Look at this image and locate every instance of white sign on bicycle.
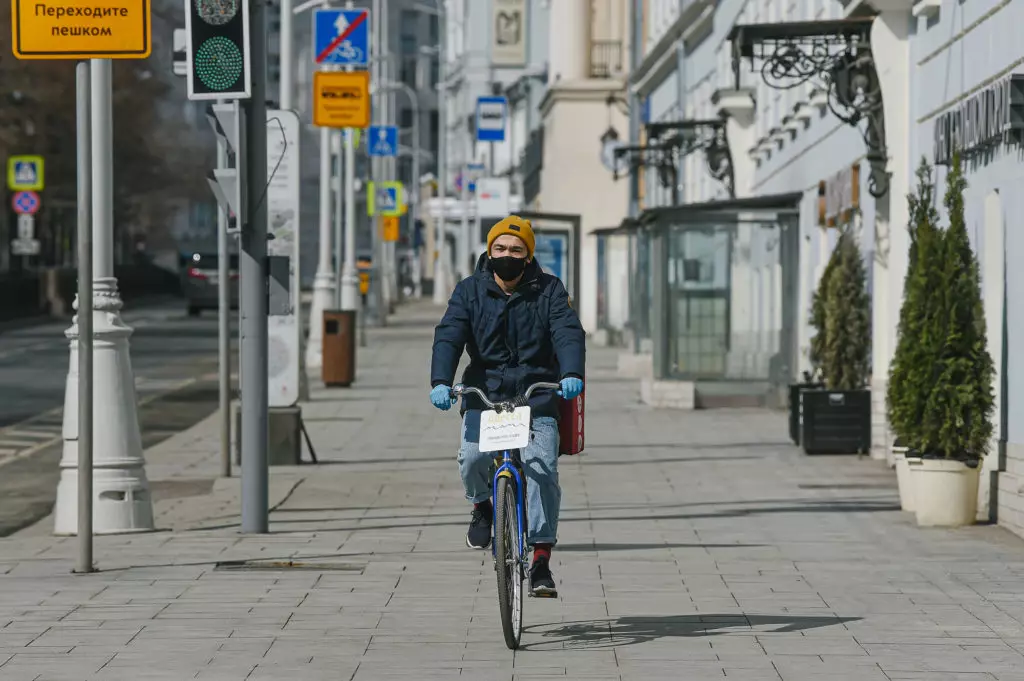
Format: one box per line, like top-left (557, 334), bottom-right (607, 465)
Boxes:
top-left (479, 407), bottom-right (532, 452)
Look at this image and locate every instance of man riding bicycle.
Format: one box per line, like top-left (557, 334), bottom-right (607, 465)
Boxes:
top-left (430, 215), bottom-right (586, 597)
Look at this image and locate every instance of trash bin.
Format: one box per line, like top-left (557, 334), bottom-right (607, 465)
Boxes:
top-left (322, 309), bottom-right (356, 387)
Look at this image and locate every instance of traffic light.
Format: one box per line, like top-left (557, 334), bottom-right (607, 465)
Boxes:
top-left (185, 0), bottom-right (252, 101)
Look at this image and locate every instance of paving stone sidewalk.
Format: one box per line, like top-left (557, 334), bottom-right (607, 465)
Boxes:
top-left (4, 301), bottom-right (1024, 680)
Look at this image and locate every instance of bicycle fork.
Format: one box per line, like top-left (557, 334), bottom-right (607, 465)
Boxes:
top-left (492, 452), bottom-right (529, 577)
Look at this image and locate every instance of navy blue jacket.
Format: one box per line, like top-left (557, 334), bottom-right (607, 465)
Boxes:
top-left (430, 255), bottom-right (586, 419)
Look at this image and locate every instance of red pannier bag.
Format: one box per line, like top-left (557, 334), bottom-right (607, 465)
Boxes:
top-left (558, 389), bottom-right (585, 456)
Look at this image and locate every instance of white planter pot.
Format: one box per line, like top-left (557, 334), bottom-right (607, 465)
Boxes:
top-left (892, 446), bottom-right (918, 512)
top-left (910, 458), bottom-right (981, 527)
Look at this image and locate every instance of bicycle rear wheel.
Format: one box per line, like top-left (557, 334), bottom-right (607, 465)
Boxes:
top-left (494, 475), bottom-right (524, 649)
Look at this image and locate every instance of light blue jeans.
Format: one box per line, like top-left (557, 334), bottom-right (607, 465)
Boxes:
top-left (458, 411), bottom-right (561, 546)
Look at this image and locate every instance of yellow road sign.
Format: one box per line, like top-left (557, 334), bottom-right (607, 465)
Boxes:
top-left (359, 271), bottom-right (369, 295)
top-left (366, 181), bottom-right (403, 217)
top-left (313, 71), bottom-right (370, 129)
top-left (382, 216), bottom-right (399, 242)
top-left (7, 155), bottom-right (45, 191)
top-left (10, 0), bottom-right (152, 60)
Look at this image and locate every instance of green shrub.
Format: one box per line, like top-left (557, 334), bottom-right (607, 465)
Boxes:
top-left (822, 229), bottom-right (871, 390)
top-left (887, 158), bottom-right (942, 446)
top-left (808, 241), bottom-right (840, 381)
top-left (918, 152), bottom-right (995, 460)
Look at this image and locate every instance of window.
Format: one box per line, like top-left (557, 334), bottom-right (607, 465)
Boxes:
top-left (401, 56), bottom-right (418, 87)
top-left (400, 10), bottom-right (419, 54)
top-left (401, 108), bottom-right (414, 131)
top-left (430, 111), bottom-right (439, 150)
top-left (428, 14), bottom-right (439, 44)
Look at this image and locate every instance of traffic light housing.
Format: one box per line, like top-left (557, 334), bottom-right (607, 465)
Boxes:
top-left (185, 0), bottom-right (252, 101)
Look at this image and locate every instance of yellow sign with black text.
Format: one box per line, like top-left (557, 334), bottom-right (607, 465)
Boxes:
top-left (10, 0), bottom-right (151, 59)
top-left (313, 71), bottom-right (370, 129)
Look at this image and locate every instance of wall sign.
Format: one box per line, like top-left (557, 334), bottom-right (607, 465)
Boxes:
top-left (491, 0), bottom-right (527, 67)
top-left (933, 74), bottom-right (1024, 166)
top-left (817, 163), bottom-right (860, 228)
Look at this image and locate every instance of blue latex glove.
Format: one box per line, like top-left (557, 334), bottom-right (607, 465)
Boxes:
top-left (558, 377), bottom-right (584, 400)
top-left (430, 384), bottom-right (455, 411)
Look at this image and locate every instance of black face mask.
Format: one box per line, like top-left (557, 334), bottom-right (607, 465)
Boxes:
top-left (490, 256), bottom-right (528, 282)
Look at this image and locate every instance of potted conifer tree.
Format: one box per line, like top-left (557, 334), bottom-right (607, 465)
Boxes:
top-left (790, 247), bottom-right (838, 444)
top-left (801, 228), bottom-right (872, 454)
top-left (908, 152), bottom-right (995, 527)
top-left (887, 159), bottom-right (940, 512)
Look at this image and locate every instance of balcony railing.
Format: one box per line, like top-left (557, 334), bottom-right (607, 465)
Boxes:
top-left (590, 40), bottom-right (623, 79)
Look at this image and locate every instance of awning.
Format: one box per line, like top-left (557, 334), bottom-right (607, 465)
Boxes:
top-left (638, 192), bottom-right (803, 228)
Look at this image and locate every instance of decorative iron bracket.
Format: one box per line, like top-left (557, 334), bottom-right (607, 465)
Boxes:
top-left (646, 119), bottom-right (735, 197)
top-left (728, 18), bottom-right (889, 198)
top-left (612, 142), bottom-right (679, 193)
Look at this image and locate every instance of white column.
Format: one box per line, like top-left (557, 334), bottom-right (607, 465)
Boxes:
top-left (548, 0), bottom-right (590, 83)
top-left (306, 127), bottom-right (336, 369)
top-left (340, 112), bottom-right (360, 310)
top-left (870, 12), bottom-right (911, 463)
top-left (54, 59), bottom-right (153, 535)
top-left (279, 0), bottom-right (294, 111)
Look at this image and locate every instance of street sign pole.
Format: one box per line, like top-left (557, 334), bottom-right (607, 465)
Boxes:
top-left (340, 0), bottom-right (361, 314)
top-left (432, 8), bottom-right (449, 305)
top-left (240, 0), bottom-right (270, 534)
top-left (216, 99), bottom-right (231, 479)
top-left (74, 61), bottom-right (93, 575)
top-left (459, 162), bottom-right (470, 278)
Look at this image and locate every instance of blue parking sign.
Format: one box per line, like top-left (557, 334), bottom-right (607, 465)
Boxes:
top-left (313, 8), bottom-right (370, 66)
top-left (368, 126), bottom-right (398, 157)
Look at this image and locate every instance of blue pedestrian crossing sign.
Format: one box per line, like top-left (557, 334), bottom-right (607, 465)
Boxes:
top-left (368, 126), bottom-right (398, 157)
top-left (7, 155), bottom-right (44, 191)
top-left (367, 181), bottom-right (403, 217)
top-left (313, 8), bottom-right (370, 66)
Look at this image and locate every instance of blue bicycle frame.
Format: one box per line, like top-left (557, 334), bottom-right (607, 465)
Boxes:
top-left (450, 381), bottom-right (561, 564)
top-left (491, 450), bottom-right (527, 561)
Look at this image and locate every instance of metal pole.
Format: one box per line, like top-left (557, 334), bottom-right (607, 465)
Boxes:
top-left (280, 0), bottom-right (294, 110)
top-left (410, 86), bottom-right (421, 298)
top-left (432, 10), bottom-right (449, 303)
top-left (75, 61), bottom-right (93, 574)
top-left (372, 0), bottom-right (386, 324)
top-left (459, 160), bottom-right (469, 277)
top-left (340, 39), bottom-right (359, 311)
top-left (90, 60), bottom-right (113, 280)
top-left (217, 102), bottom-right (231, 479)
top-left (241, 0), bottom-right (270, 534)
top-left (333, 128), bottom-right (344, 308)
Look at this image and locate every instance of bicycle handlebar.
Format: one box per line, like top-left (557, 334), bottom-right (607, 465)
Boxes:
top-left (451, 382), bottom-right (561, 410)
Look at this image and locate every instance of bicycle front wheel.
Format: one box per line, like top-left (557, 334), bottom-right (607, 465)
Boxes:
top-left (494, 475), bottom-right (524, 649)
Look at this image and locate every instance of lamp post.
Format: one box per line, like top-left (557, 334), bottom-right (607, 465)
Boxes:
top-left (296, 0), bottom-right (334, 370)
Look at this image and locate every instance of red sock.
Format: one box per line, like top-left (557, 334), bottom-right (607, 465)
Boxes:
top-left (533, 544), bottom-right (552, 562)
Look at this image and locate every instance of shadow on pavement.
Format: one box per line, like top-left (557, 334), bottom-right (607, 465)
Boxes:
top-left (183, 497), bottom-right (900, 533)
top-left (523, 614), bottom-right (861, 650)
top-left (553, 542), bottom-right (768, 551)
top-left (577, 455), bottom-right (765, 466)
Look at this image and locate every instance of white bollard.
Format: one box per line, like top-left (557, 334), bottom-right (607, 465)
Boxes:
top-left (54, 282), bottom-right (154, 535)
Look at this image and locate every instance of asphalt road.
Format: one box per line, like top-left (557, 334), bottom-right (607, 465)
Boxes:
top-left (0, 300), bottom-right (238, 536)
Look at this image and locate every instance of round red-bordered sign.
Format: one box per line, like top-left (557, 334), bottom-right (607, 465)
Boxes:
top-left (11, 190), bottom-right (40, 215)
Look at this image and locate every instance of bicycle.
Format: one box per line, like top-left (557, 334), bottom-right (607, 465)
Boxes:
top-left (451, 381), bottom-right (562, 650)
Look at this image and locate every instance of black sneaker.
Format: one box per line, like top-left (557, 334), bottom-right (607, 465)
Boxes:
top-left (466, 502), bottom-right (492, 550)
top-left (530, 556), bottom-right (557, 597)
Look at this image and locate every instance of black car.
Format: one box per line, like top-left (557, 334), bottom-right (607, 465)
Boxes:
top-left (180, 251), bottom-right (239, 317)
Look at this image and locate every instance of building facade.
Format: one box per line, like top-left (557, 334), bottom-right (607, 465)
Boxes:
top-left (611, 0), bottom-right (1024, 539)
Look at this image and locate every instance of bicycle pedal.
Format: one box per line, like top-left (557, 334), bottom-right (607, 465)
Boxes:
top-left (529, 589), bottom-right (558, 599)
